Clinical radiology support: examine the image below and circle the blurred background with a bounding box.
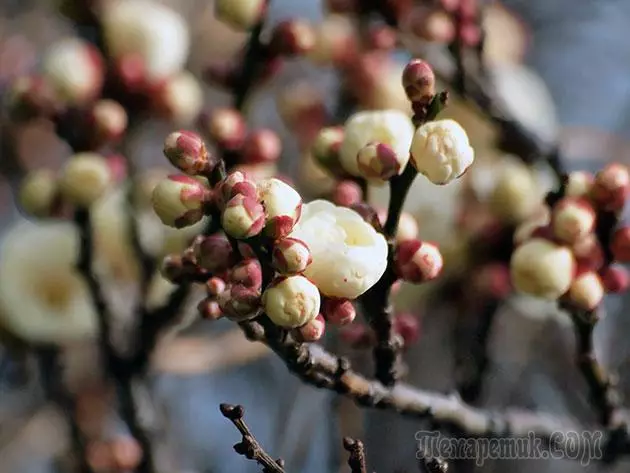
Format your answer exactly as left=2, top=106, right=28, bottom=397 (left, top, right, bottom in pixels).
left=1, top=1, right=630, bottom=472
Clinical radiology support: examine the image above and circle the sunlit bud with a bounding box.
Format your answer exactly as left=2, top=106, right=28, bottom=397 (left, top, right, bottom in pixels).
left=402, top=59, right=436, bottom=104
left=241, top=129, right=282, bottom=164
left=567, top=271, right=604, bottom=311
left=163, top=130, right=211, bottom=175
left=600, top=265, right=630, bottom=294
left=551, top=197, right=596, bottom=244
left=195, top=235, right=234, bottom=272
left=356, top=142, right=404, bottom=180
left=312, top=127, right=345, bottom=175
left=19, top=169, right=59, bottom=218
left=263, top=275, right=321, bottom=328
left=572, top=234, right=604, bottom=272
left=294, top=314, right=326, bottom=342
left=201, top=108, right=246, bottom=151
left=151, top=175, right=208, bottom=228
left=215, top=0, right=266, bottom=31
left=591, top=163, right=630, bottom=212
left=394, top=312, right=421, bottom=346
left=198, top=298, right=223, bottom=320
left=510, top=238, right=575, bottom=299
left=91, top=99, right=128, bottom=145
left=222, top=194, right=266, bottom=239
left=322, top=298, right=356, bottom=325
left=257, top=178, right=302, bottom=239
left=272, top=237, right=312, bottom=275
left=565, top=171, right=594, bottom=198
left=611, top=226, right=630, bottom=263
left=217, top=171, right=258, bottom=209
left=156, top=71, right=204, bottom=125
left=218, top=284, right=262, bottom=321
left=59, top=153, right=112, bottom=207
left=206, top=277, right=227, bottom=296
left=395, top=240, right=443, bottom=283
left=269, top=20, right=316, bottom=56
left=332, top=180, right=363, bottom=207
left=229, top=258, right=263, bottom=290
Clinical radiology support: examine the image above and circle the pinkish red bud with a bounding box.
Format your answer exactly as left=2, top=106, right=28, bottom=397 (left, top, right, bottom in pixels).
left=115, top=54, right=148, bottom=92
left=402, top=58, right=436, bottom=104
left=198, top=298, right=223, bottom=320
left=163, top=130, right=211, bottom=175
left=241, top=129, right=282, bottom=164
left=222, top=193, right=266, bottom=239
left=322, top=298, right=356, bottom=325
left=356, top=142, right=403, bottom=180
left=229, top=258, right=263, bottom=289
left=218, top=284, right=262, bottom=321
left=294, top=314, right=326, bottom=342
left=551, top=197, right=596, bottom=244
left=611, top=226, right=630, bottom=263
left=394, top=312, right=421, bottom=346
left=312, top=126, right=346, bottom=175
left=394, top=239, right=443, bottom=283
left=600, top=265, right=629, bottom=294
left=572, top=234, right=605, bottom=273
left=195, top=235, right=234, bottom=272
left=591, top=163, right=630, bottom=212
left=332, top=180, right=363, bottom=207
left=201, top=108, right=247, bottom=151
left=272, top=237, right=312, bottom=274
left=269, top=20, right=316, bottom=57
left=206, top=277, right=227, bottom=296
left=217, top=171, right=258, bottom=209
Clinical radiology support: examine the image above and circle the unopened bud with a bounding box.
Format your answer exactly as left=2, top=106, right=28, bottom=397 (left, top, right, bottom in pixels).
left=156, top=71, right=204, bottom=125
left=218, top=171, right=258, bottom=209
left=489, top=161, right=540, bottom=223
left=198, top=298, right=223, bottom=320
left=551, top=197, right=596, bottom=244
left=394, top=240, right=443, bottom=283
left=312, top=127, right=345, bottom=175
left=163, top=130, right=211, bottom=175
left=91, top=99, right=128, bottom=145
left=263, top=275, right=321, bottom=328
left=572, top=234, right=605, bottom=272
left=322, top=298, right=356, bottom=325
left=332, top=180, right=363, bottom=207
left=110, top=437, right=142, bottom=471
left=218, top=284, right=262, bottom=321
left=241, top=129, right=282, bottom=164
left=565, top=171, right=594, bottom=198
left=294, top=314, right=326, bottom=342
left=229, top=258, right=263, bottom=289
left=611, top=226, right=630, bottom=263
left=214, top=0, right=266, bottom=31
left=474, top=263, right=511, bottom=298
left=402, top=59, right=436, bottom=104
left=195, top=235, right=234, bottom=272
left=59, top=153, right=112, bottom=207
left=257, top=178, right=302, bottom=239
left=356, top=142, right=404, bottom=180
left=19, top=169, right=59, bottom=218
left=151, top=175, right=209, bottom=228
left=201, top=108, right=246, bottom=151
left=221, top=194, right=265, bottom=239
left=600, top=265, right=629, bottom=294
left=272, top=237, right=312, bottom=274
left=206, top=277, right=227, bottom=296
left=269, top=20, right=316, bottom=56
left=567, top=271, right=604, bottom=311
left=591, top=163, right=630, bottom=212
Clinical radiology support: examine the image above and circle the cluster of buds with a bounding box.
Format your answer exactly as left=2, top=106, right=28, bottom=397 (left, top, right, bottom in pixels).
left=510, top=164, right=630, bottom=310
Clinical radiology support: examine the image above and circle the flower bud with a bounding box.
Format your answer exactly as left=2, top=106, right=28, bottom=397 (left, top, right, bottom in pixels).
left=163, top=130, right=211, bottom=175
left=19, top=169, right=58, bottom=218
left=312, top=127, right=345, bottom=175
left=489, top=161, right=540, bottom=223
left=151, top=175, right=209, bottom=228
left=241, top=129, right=282, bottom=164
left=276, top=82, right=326, bottom=141
left=402, top=59, right=436, bottom=104
left=591, top=163, right=630, bottom=212
left=156, top=71, right=204, bottom=125
left=474, top=263, right=511, bottom=298
left=332, top=180, right=363, bottom=207
left=201, top=108, right=246, bottom=151
left=218, top=284, right=262, bottom=321
left=394, top=240, right=443, bottom=283
left=322, top=298, right=356, bottom=325
left=567, top=271, right=604, bottom=310
left=551, top=197, right=596, bottom=244
left=215, top=0, right=266, bottom=31
left=565, top=171, right=594, bottom=198
left=59, top=153, right=112, bottom=207
left=572, top=234, right=604, bottom=272
left=229, top=258, right=263, bottom=289
left=410, top=119, right=474, bottom=185
left=206, top=277, right=227, bottom=296
left=91, top=99, right=128, bottom=144
left=510, top=238, right=575, bottom=299
left=111, top=437, right=142, bottom=471
left=294, top=314, right=326, bottom=342
left=600, top=265, right=629, bottom=294
left=221, top=194, right=265, bottom=239
left=308, top=14, right=358, bottom=66
left=195, top=235, right=234, bottom=272
left=263, top=275, right=321, bottom=328
left=42, top=39, right=104, bottom=105
left=198, top=298, right=223, bottom=320
left=611, top=226, right=630, bottom=263
left=269, top=20, right=316, bottom=56
left=356, top=142, right=404, bottom=180
left=272, top=238, right=312, bottom=274
left=257, top=178, right=302, bottom=239
left=218, top=171, right=258, bottom=209
left=394, top=313, right=420, bottom=346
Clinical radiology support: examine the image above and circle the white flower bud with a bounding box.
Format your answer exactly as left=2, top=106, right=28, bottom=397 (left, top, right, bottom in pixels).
left=510, top=238, right=575, bottom=299
left=60, top=153, right=112, bottom=207
left=103, top=0, right=189, bottom=82
left=263, top=275, right=321, bottom=328
left=340, top=110, right=413, bottom=178
left=19, top=169, right=58, bottom=218
left=288, top=200, right=388, bottom=298
left=221, top=194, right=265, bottom=239
left=551, top=197, right=596, bottom=244
left=215, top=0, right=266, bottom=31
left=410, top=119, right=474, bottom=185
left=565, top=171, right=594, bottom=198
left=567, top=271, right=604, bottom=310
left=489, top=160, right=541, bottom=222
left=257, top=178, right=303, bottom=239
left=157, top=71, right=203, bottom=125
left=151, top=175, right=208, bottom=228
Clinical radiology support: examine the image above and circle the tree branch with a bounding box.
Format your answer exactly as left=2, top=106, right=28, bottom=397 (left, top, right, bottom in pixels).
left=343, top=437, right=367, bottom=473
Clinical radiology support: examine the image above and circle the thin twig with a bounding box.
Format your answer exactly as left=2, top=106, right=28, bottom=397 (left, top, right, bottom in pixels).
left=343, top=437, right=368, bottom=473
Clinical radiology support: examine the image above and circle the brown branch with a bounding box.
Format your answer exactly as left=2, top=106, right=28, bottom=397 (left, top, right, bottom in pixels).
left=343, top=437, right=368, bottom=473
left=220, top=404, right=286, bottom=473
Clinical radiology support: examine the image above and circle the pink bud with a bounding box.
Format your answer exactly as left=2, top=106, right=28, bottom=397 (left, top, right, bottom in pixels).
left=218, top=284, right=262, bottom=321
left=241, top=129, right=282, bottom=164
left=294, top=314, right=326, bottom=342
left=163, top=130, right=211, bottom=175
left=600, top=265, right=630, bottom=294
left=229, top=258, right=263, bottom=290
left=201, top=108, right=247, bottom=151
left=221, top=193, right=266, bottom=239
left=312, top=126, right=345, bottom=175
left=591, top=163, right=630, bottom=212
left=611, top=226, right=630, bottom=263
left=198, top=298, right=223, bottom=320
left=551, top=197, right=596, bottom=244
left=115, top=53, right=147, bottom=92
left=332, top=180, right=363, bottom=207
left=322, top=298, right=356, bottom=325
left=206, top=277, right=227, bottom=296
left=573, top=234, right=605, bottom=272
left=402, top=58, right=436, bottom=104
left=269, top=20, right=316, bottom=56
left=272, top=237, right=312, bottom=274
left=217, top=171, right=258, bottom=209
left=105, top=154, right=128, bottom=183
left=394, top=313, right=421, bottom=346
left=567, top=271, right=604, bottom=311
left=394, top=239, right=443, bottom=283
left=195, top=235, right=234, bottom=272
left=356, top=142, right=403, bottom=180
left=257, top=178, right=303, bottom=239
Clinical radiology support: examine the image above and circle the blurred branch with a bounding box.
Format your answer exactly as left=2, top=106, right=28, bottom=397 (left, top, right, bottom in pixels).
left=342, top=438, right=367, bottom=473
